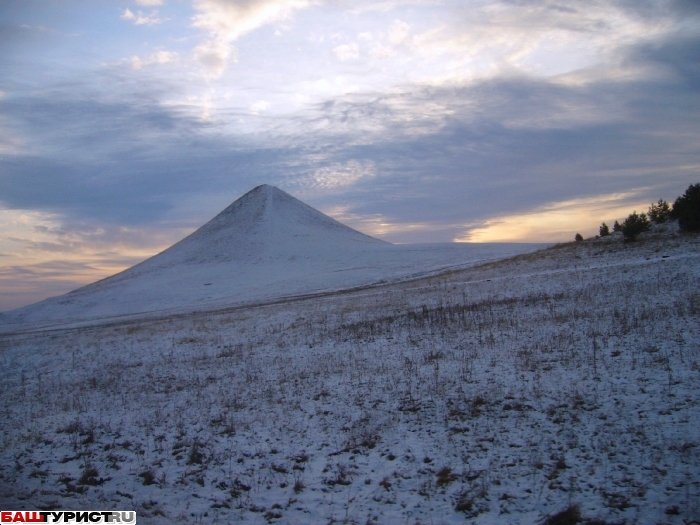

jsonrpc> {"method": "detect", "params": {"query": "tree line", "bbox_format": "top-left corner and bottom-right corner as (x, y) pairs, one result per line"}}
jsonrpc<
(574, 183), (700, 242)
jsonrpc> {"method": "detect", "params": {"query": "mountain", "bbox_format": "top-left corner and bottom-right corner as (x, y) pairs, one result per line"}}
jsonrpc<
(125, 184), (388, 269)
(0, 185), (546, 331)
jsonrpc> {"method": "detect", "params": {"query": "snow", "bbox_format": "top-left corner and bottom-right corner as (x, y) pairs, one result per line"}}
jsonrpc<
(0, 220), (698, 524)
(1, 188), (698, 522)
(0, 185), (546, 332)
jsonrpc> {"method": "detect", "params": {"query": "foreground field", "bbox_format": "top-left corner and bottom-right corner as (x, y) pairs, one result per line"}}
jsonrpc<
(1, 227), (699, 524)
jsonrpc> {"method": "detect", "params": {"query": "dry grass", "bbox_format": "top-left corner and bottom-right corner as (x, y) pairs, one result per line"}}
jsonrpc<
(0, 229), (698, 523)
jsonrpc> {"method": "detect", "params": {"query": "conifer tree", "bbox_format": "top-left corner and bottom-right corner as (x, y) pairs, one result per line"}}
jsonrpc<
(648, 199), (671, 223)
(621, 211), (651, 240)
(672, 183), (700, 231)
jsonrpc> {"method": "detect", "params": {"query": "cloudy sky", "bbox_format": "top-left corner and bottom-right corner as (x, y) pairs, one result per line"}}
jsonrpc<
(1, 0), (699, 310)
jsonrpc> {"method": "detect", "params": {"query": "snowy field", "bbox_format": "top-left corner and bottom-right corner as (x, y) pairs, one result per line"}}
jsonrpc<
(1, 224), (699, 524)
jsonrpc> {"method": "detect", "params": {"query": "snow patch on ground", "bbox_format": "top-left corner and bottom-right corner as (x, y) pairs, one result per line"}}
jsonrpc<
(1, 224), (698, 524)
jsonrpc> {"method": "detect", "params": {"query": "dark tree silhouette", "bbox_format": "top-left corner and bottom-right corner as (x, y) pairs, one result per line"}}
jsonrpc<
(648, 199), (671, 223)
(672, 183), (700, 231)
(621, 211), (651, 241)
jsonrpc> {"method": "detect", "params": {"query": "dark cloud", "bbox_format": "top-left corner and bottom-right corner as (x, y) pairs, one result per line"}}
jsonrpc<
(1, 25), (699, 243)
(0, 90), (293, 225)
(496, 0), (700, 25)
(295, 36), (700, 238)
(0, 24), (27, 54)
(0, 260), (98, 277)
(628, 35), (700, 89)
(0, 261), (101, 311)
(669, 0), (700, 16)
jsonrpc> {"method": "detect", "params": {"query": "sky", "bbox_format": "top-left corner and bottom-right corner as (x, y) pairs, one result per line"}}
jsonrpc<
(1, 0), (699, 311)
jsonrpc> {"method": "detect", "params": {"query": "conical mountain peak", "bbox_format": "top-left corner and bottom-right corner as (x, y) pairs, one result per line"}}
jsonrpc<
(96, 184), (387, 277)
(0, 184), (544, 329)
(183, 184), (387, 253)
(65, 183), (389, 297)
(206, 184), (304, 229)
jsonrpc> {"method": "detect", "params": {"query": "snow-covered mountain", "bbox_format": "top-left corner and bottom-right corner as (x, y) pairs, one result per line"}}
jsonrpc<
(0, 185), (545, 330)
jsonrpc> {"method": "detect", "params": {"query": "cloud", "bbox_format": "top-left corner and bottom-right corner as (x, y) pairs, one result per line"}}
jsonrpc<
(192, 0), (315, 77)
(0, 91), (211, 222)
(287, 29), (700, 241)
(0, 116), (23, 155)
(627, 35), (700, 88)
(19, 24), (58, 34)
(381, 0), (680, 85)
(340, 20), (411, 61)
(303, 160), (377, 190)
(321, 204), (439, 241)
(249, 100), (271, 113)
(127, 50), (178, 70)
(121, 8), (163, 25)
(3, 25), (699, 244)
(669, 0), (700, 16)
(387, 19), (409, 45)
(0, 206), (194, 310)
(15, 25), (699, 230)
(333, 42), (359, 61)
(136, 0), (164, 5)
(456, 191), (652, 243)
(2, 3), (699, 243)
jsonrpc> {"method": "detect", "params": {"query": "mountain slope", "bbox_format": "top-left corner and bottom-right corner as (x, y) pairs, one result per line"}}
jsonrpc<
(118, 184), (387, 271)
(0, 185), (545, 330)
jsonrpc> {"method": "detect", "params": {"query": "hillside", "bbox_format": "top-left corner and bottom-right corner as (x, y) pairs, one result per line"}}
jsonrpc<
(0, 185), (544, 331)
(0, 224), (698, 523)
